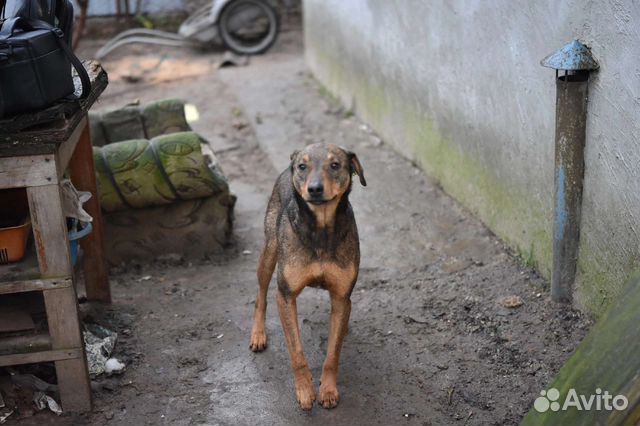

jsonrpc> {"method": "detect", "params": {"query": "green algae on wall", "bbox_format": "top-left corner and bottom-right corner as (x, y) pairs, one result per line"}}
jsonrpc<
(575, 236), (640, 317)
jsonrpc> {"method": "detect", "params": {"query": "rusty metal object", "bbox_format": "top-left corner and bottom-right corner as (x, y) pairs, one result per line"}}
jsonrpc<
(552, 73), (589, 302)
(542, 40), (598, 303)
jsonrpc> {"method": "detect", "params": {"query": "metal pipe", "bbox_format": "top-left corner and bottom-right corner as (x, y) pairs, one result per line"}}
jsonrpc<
(551, 72), (589, 302)
(541, 40), (598, 303)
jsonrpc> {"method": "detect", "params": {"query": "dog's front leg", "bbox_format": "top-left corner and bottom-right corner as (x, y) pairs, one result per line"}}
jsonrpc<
(276, 289), (315, 410)
(319, 293), (351, 409)
(250, 241), (277, 352)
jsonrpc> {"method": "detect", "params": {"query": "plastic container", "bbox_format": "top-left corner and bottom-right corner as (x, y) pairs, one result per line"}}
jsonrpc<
(0, 219), (32, 264)
(68, 221), (93, 266)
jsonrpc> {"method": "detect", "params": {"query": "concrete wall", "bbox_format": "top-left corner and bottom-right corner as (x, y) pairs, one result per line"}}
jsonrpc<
(304, 0), (640, 316)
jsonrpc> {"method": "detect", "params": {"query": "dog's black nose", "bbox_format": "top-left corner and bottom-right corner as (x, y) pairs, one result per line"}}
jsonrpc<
(308, 183), (324, 196)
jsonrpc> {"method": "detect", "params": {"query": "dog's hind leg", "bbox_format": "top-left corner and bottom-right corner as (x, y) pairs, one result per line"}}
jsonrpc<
(249, 240), (277, 352)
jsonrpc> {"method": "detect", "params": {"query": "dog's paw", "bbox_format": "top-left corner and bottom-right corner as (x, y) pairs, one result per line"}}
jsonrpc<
(295, 375), (316, 410)
(249, 330), (267, 352)
(319, 382), (340, 409)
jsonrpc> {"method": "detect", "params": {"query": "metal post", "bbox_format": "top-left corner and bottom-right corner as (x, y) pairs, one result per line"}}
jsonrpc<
(552, 72), (588, 302)
(541, 40), (598, 303)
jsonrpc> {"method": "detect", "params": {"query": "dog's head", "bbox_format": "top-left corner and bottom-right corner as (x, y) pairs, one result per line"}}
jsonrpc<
(290, 143), (366, 209)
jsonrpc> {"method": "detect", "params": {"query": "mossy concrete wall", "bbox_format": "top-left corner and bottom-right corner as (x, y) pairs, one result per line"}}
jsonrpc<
(303, 0), (640, 316)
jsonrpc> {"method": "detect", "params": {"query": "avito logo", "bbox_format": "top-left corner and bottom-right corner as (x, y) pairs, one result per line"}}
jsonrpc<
(534, 388), (628, 413)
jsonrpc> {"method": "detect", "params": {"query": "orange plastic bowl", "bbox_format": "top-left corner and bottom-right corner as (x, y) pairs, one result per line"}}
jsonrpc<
(0, 219), (31, 264)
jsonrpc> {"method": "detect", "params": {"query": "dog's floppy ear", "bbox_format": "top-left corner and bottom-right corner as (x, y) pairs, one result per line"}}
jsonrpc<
(348, 151), (367, 187)
(289, 150), (300, 169)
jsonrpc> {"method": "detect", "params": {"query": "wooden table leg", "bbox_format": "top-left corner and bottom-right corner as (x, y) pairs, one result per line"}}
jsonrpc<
(68, 116), (111, 303)
(27, 184), (92, 412)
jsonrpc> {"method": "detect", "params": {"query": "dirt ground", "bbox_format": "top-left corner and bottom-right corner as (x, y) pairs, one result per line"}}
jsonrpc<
(11, 28), (591, 426)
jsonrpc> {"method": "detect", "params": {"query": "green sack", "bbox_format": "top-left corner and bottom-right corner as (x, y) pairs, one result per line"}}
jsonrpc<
(94, 132), (228, 212)
(142, 99), (191, 138)
(100, 106), (146, 143)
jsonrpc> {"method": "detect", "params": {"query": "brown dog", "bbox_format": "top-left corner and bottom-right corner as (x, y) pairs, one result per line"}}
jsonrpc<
(249, 143), (366, 410)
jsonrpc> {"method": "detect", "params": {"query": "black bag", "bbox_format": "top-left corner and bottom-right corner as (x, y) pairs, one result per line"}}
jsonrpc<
(4, 0), (55, 22)
(0, 16), (90, 118)
(3, 0), (76, 45)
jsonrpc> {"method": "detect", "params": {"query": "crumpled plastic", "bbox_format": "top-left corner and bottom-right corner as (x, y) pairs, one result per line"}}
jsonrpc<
(83, 324), (117, 377)
(33, 391), (62, 415)
(60, 179), (93, 223)
(0, 393), (11, 424)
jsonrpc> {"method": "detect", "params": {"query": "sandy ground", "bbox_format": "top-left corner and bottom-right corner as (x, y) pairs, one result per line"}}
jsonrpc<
(9, 29), (591, 426)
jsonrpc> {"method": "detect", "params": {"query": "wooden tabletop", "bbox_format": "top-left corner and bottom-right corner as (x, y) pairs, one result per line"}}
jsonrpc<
(0, 61), (108, 158)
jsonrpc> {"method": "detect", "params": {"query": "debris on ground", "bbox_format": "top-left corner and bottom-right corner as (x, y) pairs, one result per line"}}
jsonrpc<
(0, 409), (12, 424)
(84, 324), (118, 377)
(104, 358), (126, 375)
(498, 295), (524, 308)
(0, 368), (62, 421)
(463, 411), (474, 425)
(217, 51), (250, 68)
(33, 392), (62, 415)
(0, 392), (11, 424)
(10, 373), (57, 393)
(232, 119), (249, 130)
(447, 386), (455, 405)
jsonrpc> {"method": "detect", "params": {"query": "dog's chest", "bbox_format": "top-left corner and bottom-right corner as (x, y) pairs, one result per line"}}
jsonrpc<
(289, 221), (357, 263)
(304, 262), (326, 288)
(282, 260), (357, 292)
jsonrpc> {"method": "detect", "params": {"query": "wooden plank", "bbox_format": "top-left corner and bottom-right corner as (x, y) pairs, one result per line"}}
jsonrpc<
(0, 333), (50, 356)
(0, 305), (34, 333)
(44, 288), (92, 411)
(0, 245), (40, 283)
(56, 115), (88, 178)
(27, 184), (92, 411)
(27, 185), (72, 277)
(0, 245), (79, 285)
(0, 155), (58, 189)
(68, 117), (111, 302)
(0, 277), (72, 295)
(0, 348), (81, 367)
(43, 288), (83, 351)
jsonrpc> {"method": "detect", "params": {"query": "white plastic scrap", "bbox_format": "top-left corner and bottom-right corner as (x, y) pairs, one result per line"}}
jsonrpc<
(33, 391), (62, 415)
(0, 410), (12, 424)
(104, 358), (126, 374)
(0, 393), (8, 425)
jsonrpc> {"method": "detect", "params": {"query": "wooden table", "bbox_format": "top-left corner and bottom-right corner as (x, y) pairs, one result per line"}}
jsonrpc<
(0, 62), (110, 412)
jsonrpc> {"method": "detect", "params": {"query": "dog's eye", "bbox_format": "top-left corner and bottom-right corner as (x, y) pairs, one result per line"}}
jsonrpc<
(298, 164), (307, 171)
(330, 162), (340, 170)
